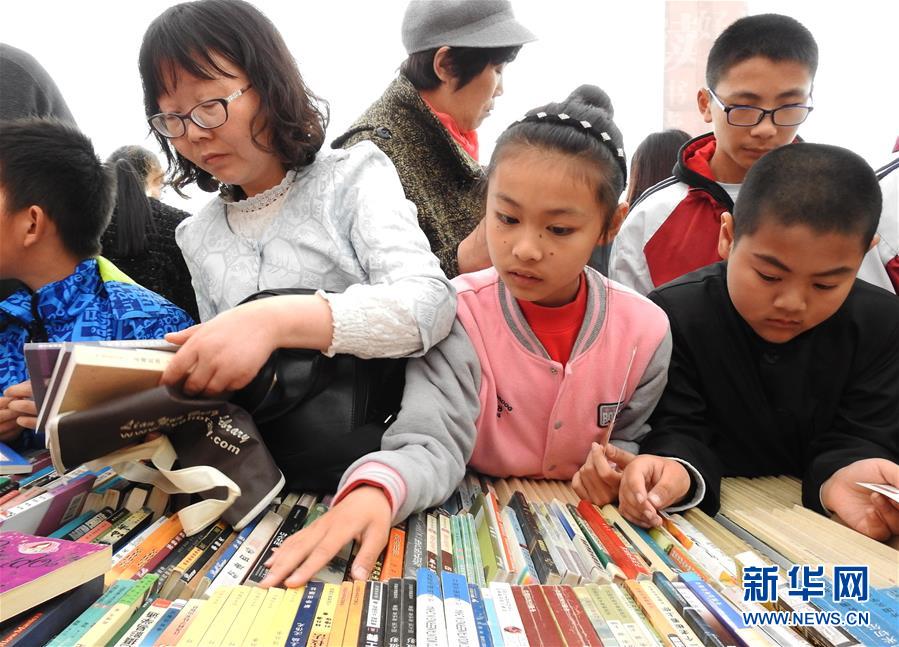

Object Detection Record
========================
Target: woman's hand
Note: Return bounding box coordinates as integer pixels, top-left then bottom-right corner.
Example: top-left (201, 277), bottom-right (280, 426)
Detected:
top-left (572, 442), bottom-right (636, 505)
top-left (1, 381), bottom-right (37, 437)
top-left (161, 294), bottom-right (333, 397)
top-left (259, 485), bottom-right (393, 589)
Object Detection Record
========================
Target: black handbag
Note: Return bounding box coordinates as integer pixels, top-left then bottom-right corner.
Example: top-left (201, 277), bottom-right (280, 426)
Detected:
top-left (231, 288), bottom-right (406, 492)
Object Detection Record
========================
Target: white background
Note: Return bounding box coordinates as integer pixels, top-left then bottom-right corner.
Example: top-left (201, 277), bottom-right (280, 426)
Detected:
top-left (2, 0), bottom-right (897, 213)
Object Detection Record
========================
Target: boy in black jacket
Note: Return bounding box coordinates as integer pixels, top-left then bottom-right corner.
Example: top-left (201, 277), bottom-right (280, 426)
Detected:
top-left (603, 143), bottom-right (898, 541)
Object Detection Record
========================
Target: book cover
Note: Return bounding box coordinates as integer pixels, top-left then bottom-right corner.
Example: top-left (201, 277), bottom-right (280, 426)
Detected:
top-left (425, 512), bottom-right (439, 573)
top-left (471, 493), bottom-right (505, 583)
top-left (0, 531), bottom-right (111, 622)
top-left (244, 586), bottom-right (285, 647)
top-left (174, 585), bottom-right (234, 647)
top-left (545, 585), bottom-right (605, 646)
top-left (487, 581), bottom-right (529, 647)
top-left (261, 586), bottom-right (305, 647)
top-left (136, 598), bottom-right (186, 647)
top-left (463, 512), bottom-right (487, 588)
top-left (112, 514), bottom-right (183, 581)
top-left (287, 580), bottom-right (324, 647)
top-left (450, 514), bottom-right (468, 578)
top-left (625, 579), bottom-right (705, 647)
top-left (306, 582), bottom-right (341, 647)
top-left (0, 443), bottom-right (31, 477)
top-left (182, 528), bottom-right (235, 599)
top-left (479, 586), bottom-right (507, 647)
top-left (577, 500), bottom-right (649, 580)
top-left (44, 578), bottom-right (136, 647)
top-left (508, 491), bottom-right (560, 585)
top-left (0, 491), bottom-right (54, 535)
top-left (500, 506), bottom-right (538, 586)
top-left (437, 511), bottom-right (454, 574)
top-left (0, 575), bottom-right (102, 647)
top-left (204, 509), bottom-right (281, 596)
top-left (586, 583), bottom-right (657, 647)
top-left (441, 571), bottom-right (479, 647)
top-left (416, 567), bottom-right (448, 647)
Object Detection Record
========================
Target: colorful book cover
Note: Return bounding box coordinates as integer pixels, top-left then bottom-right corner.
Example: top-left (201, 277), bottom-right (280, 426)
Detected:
top-left (136, 598), bottom-right (186, 647)
top-left (416, 567), bottom-right (448, 647)
top-left (306, 582), bottom-right (341, 647)
top-left (204, 509), bottom-right (281, 596)
top-left (425, 513), bottom-right (439, 573)
top-left (576, 500), bottom-right (648, 580)
top-left (110, 597), bottom-right (172, 647)
top-left (500, 506), bottom-right (538, 585)
top-left (573, 585), bottom-right (622, 647)
top-left (508, 492), bottom-right (560, 585)
top-left (71, 573), bottom-right (157, 647)
top-left (437, 512), bottom-right (454, 574)
top-left (479, 586), bottom-right (506, 647)
top-left (441, 571), bottom-right (479, 647)
top-left (152, 598), bottom-right (205, 647)
top-left (381, 526), bottom-right (407, 581)
top-left (546, 585), bottom-right (604, 646)
top-left (0, 443), bottom-right (32, 477)
top-left (0, 531), bottom-right (111, 622)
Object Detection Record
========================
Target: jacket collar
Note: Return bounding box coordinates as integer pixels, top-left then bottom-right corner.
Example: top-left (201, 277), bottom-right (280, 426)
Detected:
top-left (497, 266), bottom-right (608, 363)
top-left (674, 132), bottom-right (736, 211)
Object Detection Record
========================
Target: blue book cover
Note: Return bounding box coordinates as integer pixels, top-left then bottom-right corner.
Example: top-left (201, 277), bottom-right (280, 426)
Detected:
top-left (468, 583), bottom-right (494, 647)
top-left (47, 509), bottom-right (97, 539)
top-left (0, 443), bottom-right (31, 476)
top-left (203, 513), bottom-right (260, 583)
top-left (286, 580), bottom-right (323, 647)
top-left (480, 587), bottom-right (506, 647)
top-left (14, 464), bottom-right (53, 488)
top-left (416, 568), bottom-right (448, 647)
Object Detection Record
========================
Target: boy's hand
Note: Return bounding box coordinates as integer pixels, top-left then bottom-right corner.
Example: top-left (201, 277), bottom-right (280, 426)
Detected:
top-left (618, 455), bottom-right (691, 527)
top-left (821, 458), bottom-right (899, 541)
top-left (258, 485), bottom-right (393, 589)
top-left (5, 381), bottom-right (37, 429)
top-left (572, 442), bottom-right (636, 505)
top-left (161, 303), bottom-right (279, 397)
top-left (1, 381), bottom-right (38, 439)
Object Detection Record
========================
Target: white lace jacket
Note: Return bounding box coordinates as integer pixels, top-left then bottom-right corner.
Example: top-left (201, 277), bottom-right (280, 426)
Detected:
top-left (175, 141), bottom-right (456, 358)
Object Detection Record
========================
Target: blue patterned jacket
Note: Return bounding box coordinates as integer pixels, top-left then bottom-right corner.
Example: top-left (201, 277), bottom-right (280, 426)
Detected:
top-left (0, 257), bottom-right (194, 393)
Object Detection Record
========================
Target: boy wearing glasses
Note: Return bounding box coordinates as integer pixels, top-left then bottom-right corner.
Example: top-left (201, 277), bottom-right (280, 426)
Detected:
top-left (609, 14), bottom-right (822, 295)
top-left (0, 119), bottom-right (193, 446)
top-left (605, 144), bottom-right (899, 541)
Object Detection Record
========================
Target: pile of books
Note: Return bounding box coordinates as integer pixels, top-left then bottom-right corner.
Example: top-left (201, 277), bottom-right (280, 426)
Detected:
top-left (1, 460), bottom-right (896, 646)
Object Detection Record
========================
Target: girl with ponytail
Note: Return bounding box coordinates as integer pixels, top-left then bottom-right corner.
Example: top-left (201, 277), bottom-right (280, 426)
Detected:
top-left (260, 87), bottom-right (674, 588)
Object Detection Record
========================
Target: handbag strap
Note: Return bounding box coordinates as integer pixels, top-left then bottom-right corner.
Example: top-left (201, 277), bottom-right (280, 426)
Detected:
top-left (83, 436), bottom-right (241, 535)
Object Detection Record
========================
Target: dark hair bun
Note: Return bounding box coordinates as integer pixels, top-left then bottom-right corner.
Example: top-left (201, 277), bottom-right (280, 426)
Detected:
top-left (565, 84), bottom-right (614, 119)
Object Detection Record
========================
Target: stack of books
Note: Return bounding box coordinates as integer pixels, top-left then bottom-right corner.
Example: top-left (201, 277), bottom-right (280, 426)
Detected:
top-left (0, 466), bottom-right (895, 647)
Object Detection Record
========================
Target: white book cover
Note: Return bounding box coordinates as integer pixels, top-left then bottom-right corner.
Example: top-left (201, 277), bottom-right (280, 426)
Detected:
top-left (0, 491), bottom-right (54, 534)
top-left (416, 568), bottom-right (448, 647)
top-left (441, 571), bottom-right (478, 647)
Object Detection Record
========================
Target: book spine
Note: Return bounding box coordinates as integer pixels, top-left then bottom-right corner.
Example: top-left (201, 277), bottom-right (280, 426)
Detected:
top-left (464, 512), bottom-right (487, 588)
top-left (576, 500), bottom-right (648, 579)
top-left (341, 579), bottom-right (368, 647)
top-left (110, 598), bottom-right (171, 647)
top-left (573, 585), bottom-right (622, 647)
top-left (680, 573), bottom-right (772, 647)
top-left (305, 582), bottom-right (341, 647)
top-left (244, 587), bottom-right (285, 647)
top-left (479, 587), bottom-right (506, 647)
top-left (513, 584), bottom-right (559, 645)
top-left (403, 512), bottom-right (426, 578)
top-left (175, 585), bottom-right (234, 647)
top-left (382, 578), bottom-right (403, 647)
top-left (550, 585), bottom-right (605, 647)
top-left (416, 567), bottom-right (449, 647)
top-left (200, 514), bottom-right (258, 589)
top-left (45, 579), bottom-right (137, 647)
top-left (441, 571), bottom-right (479, 647)
top-left (264, 587), bottom-right (305, 647)
top-left (151, 598), bottom-right (205, 647)
top-left (381, 526), bottom-right (407, 581)
top-left (425, 513), bottom-right (439, 572)
top-left (400, 577), bottom-right (417, 647)
top-left (468, 583), bottom-right (494, 647)
top-left (450, 514), bottom-right (467, 578)
top-left (136, 598), bottom-right (186, 647)
top-left (60, 507), bottom-right (114, 540)
top-left (653, 572), bottom-right (727, 647)
top-left (246, 501), bottom-right (309, 584)
top-left (625, 580), bottom-right (704, 647)
top-left (284, 580), bottom-right (323, 647)
top-left (500, 506), bottom-right (538, 585)
top-left (197, 585), bottom-right (253, 647)
top-left (205, 510), bottom-right (281, 595)
top-left (358, 580), bottom-right (386, 647)
top-left (437, 512), bottom-right (454, 574)
top-left (586, 583), bottom-right (657, 647)
top-left (509, 491), bottom-right (559, 585)
top-left (487, 582), bottom-right (529, 647)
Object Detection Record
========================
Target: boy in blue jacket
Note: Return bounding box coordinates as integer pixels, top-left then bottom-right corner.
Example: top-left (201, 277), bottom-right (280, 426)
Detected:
top-left (0, 119), bottom-right (193, 445)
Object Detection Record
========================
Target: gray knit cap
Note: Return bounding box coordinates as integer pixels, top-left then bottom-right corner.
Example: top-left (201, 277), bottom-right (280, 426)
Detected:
top-left (401, 0), bottom-right (536, 54)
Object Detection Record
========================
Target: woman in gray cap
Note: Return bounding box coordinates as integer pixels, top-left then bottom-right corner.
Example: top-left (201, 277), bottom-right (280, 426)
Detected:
top-left (332, 0), bottom-right (535, 278)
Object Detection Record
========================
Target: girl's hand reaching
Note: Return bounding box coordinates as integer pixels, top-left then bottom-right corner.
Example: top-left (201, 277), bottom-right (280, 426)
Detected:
top-left (572, 442), bottom-right (636, 505)
top-left (258, 485), bottom-right (393, 589)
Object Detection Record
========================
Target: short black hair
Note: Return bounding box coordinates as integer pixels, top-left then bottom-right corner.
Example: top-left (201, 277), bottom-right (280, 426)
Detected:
top-left (139, 0), bottom-right (329, 197)
top-left (706, 14), bottom-right (818, 89)
top-left (487, 85), bottom-right (626, 239)
top-left (0, 118), bottom-right (114, 258)
top-left (733, 143), bottom-right (881, 250)
top-left (401, 45), bottom-right (521, 91)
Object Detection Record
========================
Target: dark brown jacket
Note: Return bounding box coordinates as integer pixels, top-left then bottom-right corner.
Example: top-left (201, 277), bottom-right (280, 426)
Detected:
top-left (332, 75), bottom-right (483, 278)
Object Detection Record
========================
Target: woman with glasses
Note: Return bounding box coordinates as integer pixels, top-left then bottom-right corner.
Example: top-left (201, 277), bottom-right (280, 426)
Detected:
top-left (139, 0), bottom-right (454, 397)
